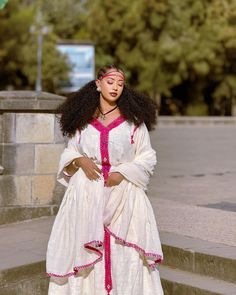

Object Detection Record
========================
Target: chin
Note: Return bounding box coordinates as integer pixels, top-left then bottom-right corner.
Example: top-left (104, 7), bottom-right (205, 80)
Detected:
top-left (103, 95), bottom-right (120, 103)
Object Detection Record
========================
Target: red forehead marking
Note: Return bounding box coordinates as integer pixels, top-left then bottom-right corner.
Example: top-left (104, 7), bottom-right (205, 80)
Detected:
top-left (99, 72), bottom-right (125, 81)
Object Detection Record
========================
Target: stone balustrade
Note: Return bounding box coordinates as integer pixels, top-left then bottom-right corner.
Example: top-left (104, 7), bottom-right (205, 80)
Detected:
top-left (0, 91), bottom-right (66, 208)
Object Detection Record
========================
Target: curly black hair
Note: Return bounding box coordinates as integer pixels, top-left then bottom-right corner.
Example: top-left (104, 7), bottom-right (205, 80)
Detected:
top-left (57, 66), bottom-right (158, 137)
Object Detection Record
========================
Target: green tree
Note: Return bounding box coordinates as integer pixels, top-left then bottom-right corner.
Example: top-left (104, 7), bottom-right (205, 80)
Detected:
top-left (1, 0), bottom-right (236, 115)
top-left (85, 0), bottom-right (236, 115)
top-left (41, 0), bottom-right (88, 40)
top-left (0, 0), bottom-right (70, 92)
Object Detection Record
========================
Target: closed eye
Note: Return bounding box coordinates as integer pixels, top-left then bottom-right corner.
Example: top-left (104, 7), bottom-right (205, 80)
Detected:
top-left (106, 79), bottom-right (124, 87)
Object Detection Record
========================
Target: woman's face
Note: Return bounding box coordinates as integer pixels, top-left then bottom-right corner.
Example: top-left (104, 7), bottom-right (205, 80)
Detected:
top-left (96, 70), bottom-right (125, 103)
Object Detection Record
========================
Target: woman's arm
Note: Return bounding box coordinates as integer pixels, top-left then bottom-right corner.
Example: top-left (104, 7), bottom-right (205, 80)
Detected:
top-left (57, 130), bottom-right (83, 186)
top-left (58, 130), bottom-right (102, 186)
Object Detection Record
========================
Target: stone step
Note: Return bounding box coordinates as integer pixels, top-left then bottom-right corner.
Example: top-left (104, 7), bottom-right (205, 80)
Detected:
top-left (160, 232), bottom-right (236, 284)
top-left (0, 217), bottom-right (52, 294)
top-left (0, 261), bottom-right (49, 295)
top-left (160, 265), bottom-right (236, 295)
top-left (0, 205), bottom-right (58, 225)
top-left (1, 262), bottom-right (236, 295)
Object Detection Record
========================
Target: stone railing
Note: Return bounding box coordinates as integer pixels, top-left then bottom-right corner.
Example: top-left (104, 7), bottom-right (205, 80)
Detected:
top-left (0, 91), bottom-right (66, 210)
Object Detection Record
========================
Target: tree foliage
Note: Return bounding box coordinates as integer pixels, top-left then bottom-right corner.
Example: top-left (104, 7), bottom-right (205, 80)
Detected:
top-left (0, 0), bottom-right (69, 92)
top-left (1, 0), bottom-right (236, 115)
top-left (84, 0), bottom-right (236, 115)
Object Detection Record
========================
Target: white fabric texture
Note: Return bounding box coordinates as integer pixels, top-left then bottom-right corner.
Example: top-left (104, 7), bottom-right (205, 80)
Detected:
top-left (48, 234), bottom-right (163, 295)
top-left (46, 119), bottom-right (163, 294)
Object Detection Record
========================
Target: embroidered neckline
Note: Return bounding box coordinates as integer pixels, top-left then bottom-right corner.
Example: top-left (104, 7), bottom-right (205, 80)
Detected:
top-left (90, 115), bottom-right (125, 131)
top-left (89, 114), bottom-right (125, 183)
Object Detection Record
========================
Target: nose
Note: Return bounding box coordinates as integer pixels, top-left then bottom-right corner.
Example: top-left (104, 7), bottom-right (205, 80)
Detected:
top-left (112, 82), bottom-right (118, 91)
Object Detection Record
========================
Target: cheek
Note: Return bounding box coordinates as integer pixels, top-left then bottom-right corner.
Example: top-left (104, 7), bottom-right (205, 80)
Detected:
top-left (118, 87), bottom-right (124, 95)
top-left (101, 84), bottom-right (111, 92)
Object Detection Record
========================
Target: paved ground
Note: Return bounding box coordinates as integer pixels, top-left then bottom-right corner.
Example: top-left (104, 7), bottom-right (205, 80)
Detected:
top-left (149, 123), bottom-right (236, 246)
top-left (0, 217), bottom-right (52, 271)
top-left (150, 125), bottom-right (236, 204)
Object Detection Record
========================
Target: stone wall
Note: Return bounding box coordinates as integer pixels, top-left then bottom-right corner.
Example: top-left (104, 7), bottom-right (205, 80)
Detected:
top-left (0, 91), bottom-right (66, 207)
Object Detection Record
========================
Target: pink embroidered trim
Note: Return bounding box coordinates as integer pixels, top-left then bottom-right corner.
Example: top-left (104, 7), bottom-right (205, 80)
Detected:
top-left (90, 115), bottom-right (125, 183)
top-left (46, 271), bottom-right (75, 278)
top-left (104, 227), bottom-right (112, 295)
top-left (100, 129), bottom-right (110, 182)
top-left (105, 227), bottom-right (163, 269)
top-left (89, 117), bottom-right (126, 293)
top-left (131, 125), bottom-right (138, 144)
top-left (46, 240), bottom-right (103, 278)
top-left (90, 115), bottom-right (125, 132)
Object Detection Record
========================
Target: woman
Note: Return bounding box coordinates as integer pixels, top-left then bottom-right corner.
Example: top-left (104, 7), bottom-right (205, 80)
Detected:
top-left (46, 65), bottom-right (164, 295)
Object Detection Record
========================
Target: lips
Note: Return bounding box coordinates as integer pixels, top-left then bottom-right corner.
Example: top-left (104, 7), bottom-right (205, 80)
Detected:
top-left (109, 92), bottom-right (117, 97)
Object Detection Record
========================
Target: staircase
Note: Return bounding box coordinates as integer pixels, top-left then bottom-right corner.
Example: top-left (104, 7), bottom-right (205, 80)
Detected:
top-left (159, 232), bottom-right (236, 295)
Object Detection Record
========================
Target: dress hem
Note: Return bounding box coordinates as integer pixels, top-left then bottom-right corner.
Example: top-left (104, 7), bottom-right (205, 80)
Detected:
top-left (46, 228), bottom-right (163, 278)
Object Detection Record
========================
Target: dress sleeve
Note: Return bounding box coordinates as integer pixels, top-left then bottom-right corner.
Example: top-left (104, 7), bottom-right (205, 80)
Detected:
top-left (57, 130), bottom-right (83, 187)
top-left (110, 123), bottom-right (157, 191)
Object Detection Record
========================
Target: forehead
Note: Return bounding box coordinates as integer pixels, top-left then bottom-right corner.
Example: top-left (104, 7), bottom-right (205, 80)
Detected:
top-left (101, 70), bottom-right (125, 81)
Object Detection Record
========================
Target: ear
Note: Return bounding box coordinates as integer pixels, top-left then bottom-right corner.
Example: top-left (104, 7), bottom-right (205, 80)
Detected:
top-left (95, 79), bottom-right (101, 88)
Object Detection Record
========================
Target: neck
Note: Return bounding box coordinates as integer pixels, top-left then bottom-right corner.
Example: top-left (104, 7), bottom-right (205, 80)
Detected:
top-left (99, 97), bottom-right (117, 112)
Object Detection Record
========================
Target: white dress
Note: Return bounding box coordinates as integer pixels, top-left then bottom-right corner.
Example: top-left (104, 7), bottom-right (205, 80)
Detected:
top-left (46, 115), bottom-right (164, 295)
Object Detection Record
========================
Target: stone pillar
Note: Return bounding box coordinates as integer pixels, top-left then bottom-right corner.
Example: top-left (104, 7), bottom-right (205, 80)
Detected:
top-left (0, 91), bottom-right (66, 208)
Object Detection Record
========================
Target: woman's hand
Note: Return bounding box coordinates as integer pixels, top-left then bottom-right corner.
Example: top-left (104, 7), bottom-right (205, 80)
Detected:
top-left (65, 157), bottom-right (101, 181)
top-left (105, 172), bottom-right (124, 187)
top-left (78, 157), bottom-right (102, 181)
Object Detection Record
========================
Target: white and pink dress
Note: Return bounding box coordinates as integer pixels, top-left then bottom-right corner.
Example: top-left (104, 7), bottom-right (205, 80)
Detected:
top-left (46, 115), bottom-right (163, 295)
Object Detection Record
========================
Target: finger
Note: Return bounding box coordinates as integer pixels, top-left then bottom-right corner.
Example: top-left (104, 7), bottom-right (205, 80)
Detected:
top-left (94, 170), bottom-right (102, 177)
top-left (90, 171), bottom-right (101, 181)
top-left (90, 174), bottom-right (99, 181)
top-left (86, 167), bottom-right (100, 179)
top-left (89, 170), bottom-right (102, 181)
top-left (93, 165), bottom-right (102, 174)
top-left (86, 171), bottom-right (97, 180)
top-left (88, 168), bottom-right (98, 178)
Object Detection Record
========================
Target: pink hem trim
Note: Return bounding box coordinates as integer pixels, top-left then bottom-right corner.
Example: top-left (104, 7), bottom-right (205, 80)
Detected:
top-left (106, 227), bottom-right (163, 269)
top-left (46, 230), bottom-right (163, 278)
top-left (46, 240), bottom-right (103, 278)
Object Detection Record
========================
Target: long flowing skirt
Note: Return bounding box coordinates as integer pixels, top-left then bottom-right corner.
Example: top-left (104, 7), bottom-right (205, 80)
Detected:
top-left (47, 171), bottom-right (163, 295)
top-left (48, 232), bottom-right (163, 295)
